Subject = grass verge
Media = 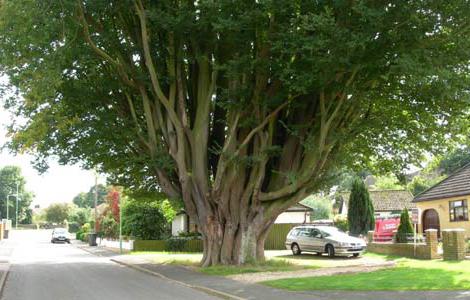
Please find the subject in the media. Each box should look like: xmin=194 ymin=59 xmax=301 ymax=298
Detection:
xmin=263 ymin=255 xmax=470 ymax=291
xmin=129 ymin=251 xmax=313 ymax=276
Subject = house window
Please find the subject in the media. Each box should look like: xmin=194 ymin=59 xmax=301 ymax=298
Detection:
xmin=449 ymin=200 xmax=468 ymax=222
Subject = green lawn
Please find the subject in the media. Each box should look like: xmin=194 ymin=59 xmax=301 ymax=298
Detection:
xmin=263 ymin=256 xmax=470 ymax=291
xmin=129 ymin=251 xmax=313 ymax=276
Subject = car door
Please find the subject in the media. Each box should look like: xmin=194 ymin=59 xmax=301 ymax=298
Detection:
xmin=296 ymin=229 xmax=312 ymax=251
xmin=308 ymin=228 xmax=324 ymax=252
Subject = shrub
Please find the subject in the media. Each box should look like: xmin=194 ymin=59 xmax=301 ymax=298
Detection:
xmin=178 ymin=231 xmax=202 ymax=238
xmin=165 ymin=238 xmax=187 ymax=252
xmin=68 ymin=222 xmax=80 ymax=233
xmin=395 ymin=208 xmax=414 ymax=243
xmin=76 ymin=222 xmax=92 ymax=242
xmin=348 ymin=178 xmax=375 ymax=236
xmin=101 ymin=214 xmax=118 ymax=239
xmin=334 ymin=215 xmax=348 ymax=232
xmin=122 ymin=200 xmax=167 ymax=240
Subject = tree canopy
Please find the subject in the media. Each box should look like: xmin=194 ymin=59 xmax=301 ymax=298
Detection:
xmin=0 ymin=166 xmax=33 ymax=223
xmin=72 ymin=184 xmax=108 ymax=208
xmin=1 ymin=1 xmax=470 ymax=265
xmin=45 ymin=203 xmax=71 ymax=224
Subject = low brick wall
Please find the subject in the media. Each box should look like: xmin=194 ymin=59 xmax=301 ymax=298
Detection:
xmin=367 ymin=229 xmax=439 ymax=259
xmin=442 ymin=229 xmax=466 ymax=261
xmin=367 ymin=242 xmax=433 ymax=259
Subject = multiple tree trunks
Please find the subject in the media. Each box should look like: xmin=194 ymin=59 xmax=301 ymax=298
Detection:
xmin=3 ymin=1 xmax=468 ymax=265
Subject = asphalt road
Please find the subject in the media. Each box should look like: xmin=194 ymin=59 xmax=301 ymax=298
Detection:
xmin=0 ymin=230 xmax=218 ymax=300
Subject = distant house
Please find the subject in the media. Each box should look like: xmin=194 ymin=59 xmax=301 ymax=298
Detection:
xmin=413 ymin=163 xmax=470 ymax=238
xmin=336 ymin=190 xmax=416 ymax=218
xmin=274 ymin=203 xmax=313 ymax=224
xmin=171 ymin=203 xmax=314 ymax=236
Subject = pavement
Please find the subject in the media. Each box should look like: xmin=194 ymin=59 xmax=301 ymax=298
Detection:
xmin=81 ymin=244 xmax=470 ymax=300
xmin=0 ymin=230 xmax=218 ymax=300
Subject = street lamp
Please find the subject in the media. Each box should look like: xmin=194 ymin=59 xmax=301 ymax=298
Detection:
xmin=7 ymin=194 xmax=20 ymax=229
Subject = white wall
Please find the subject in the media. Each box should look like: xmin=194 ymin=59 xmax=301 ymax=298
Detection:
xmin=275 ymin=212 xmax=307 ymax=224
xmin=171 ymin=214 xmax=187 ymax=236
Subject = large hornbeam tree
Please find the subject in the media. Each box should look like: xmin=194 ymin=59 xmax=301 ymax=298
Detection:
xmin=1 ymin=1 xmax=469 ymax=265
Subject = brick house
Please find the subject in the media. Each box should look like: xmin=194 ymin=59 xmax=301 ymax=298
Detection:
xmin=413 ymin=163 xmax=470 ymax=238
xmin=336 ymin=190 xmax=416 ymax=218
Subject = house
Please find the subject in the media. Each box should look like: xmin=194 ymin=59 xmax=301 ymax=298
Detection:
xmin=171 ymin=203 xmax=314 ymax=236
xmin=336 ymin=190 xmax=416 ymax=218
xmin=413 ymin=163 xmax=470 ymax=238
xmin=274 ymin=203 xmax=313 ymax=224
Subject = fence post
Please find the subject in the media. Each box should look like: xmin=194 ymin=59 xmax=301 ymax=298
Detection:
xmin=424 ymin=229 xmax=438 ymax=259
xmin=367 ymin=231 xmax=374 ymax=244
xmin=442 ymin=229 xmax=466 ymax=261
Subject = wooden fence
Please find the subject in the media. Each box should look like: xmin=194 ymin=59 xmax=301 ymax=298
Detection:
xmin=133 ymin=223 xmax=297 ymax=252
xmin=264 ymin=223 xmax=296 ymax=250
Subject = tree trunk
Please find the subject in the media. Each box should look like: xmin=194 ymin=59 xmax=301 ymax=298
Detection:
xmin=198 ymin=210 xmax=268 ymax=266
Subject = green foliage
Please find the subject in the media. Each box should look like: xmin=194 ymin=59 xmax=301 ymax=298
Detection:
xmin=396 ymin=209 xmax=414 ymax=243
xmin=100 ymin=214 xmax=118 ymax=239
xmin=407 ymin=175 xmax=446 ymax=196
xmin=333 ymin=215 xmax=348 ymax=232
xmin=68 ymin=222 xmax=80 ymax=233
xmin=45 ymin=203 xmax=71 ymax=224
xmin=165 ymin=238 xmax=187 ymax=252
xmin=122 ymin=199 xmax=170 ymax=240
xmin=371 ymin=174 xmax=404 ymax=191
xmin=347 ymin=178 xmax=375 ymax=236
xmin=438 ymin=147 xmax=470 ymax=175
xmin=72 ymin=184 xmax=108 ymax=208
xmin=68 ymin=206 xmax=92 ymax=226
xmin=2 ymin=0 xmax=470 ymax=264
xmin=0 ymin=166 xmax=34 ymax=223
xmin=301 ymin=195 xmax=332 ymax=221
xmin=76 ymin=222 xmax=91 ymax=242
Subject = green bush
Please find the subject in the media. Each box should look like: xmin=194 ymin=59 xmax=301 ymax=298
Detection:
xmin=178 ymin=231 xmax=202 ymax=238
xmin=76 ymin=222 xmax=91 ymax=242
xmin=122 ymin=200 xmax=167 ymax=240
xmin=165 ymin=238 xmax=187 ymax=252
xmin=101 ymin=214 xmax=118 ymax=239
xmin=334 ymin=216 xmax=348 ymax=232
xmin=68 ymin=222 xmax=80 ymax=233
xmin=395 ymin=208 xmax=414 ymax=243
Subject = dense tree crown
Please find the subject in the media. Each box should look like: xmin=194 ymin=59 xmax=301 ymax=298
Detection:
xmin=0 ymin=166 xmax=33 ymax=223
xmin=1 ymin=1 xmax=469 ymax=265
xmin=73 ymin=184 xmax=108 ymax=208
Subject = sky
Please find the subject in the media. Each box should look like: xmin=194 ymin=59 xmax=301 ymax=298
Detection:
xmin=0 ymin=101 xmax=105 ymax=209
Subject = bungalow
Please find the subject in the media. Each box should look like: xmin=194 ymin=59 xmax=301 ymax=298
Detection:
xmin=171 ymin=203 xmax=314 ymax=236
xmin=336 ymin=190 xmax=416 ymax=218
xmin=413 ymin=163 xmax=470 ymax=238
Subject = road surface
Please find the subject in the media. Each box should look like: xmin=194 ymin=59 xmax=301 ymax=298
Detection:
xmin=0 ymin=230 xmax=218 ymax=300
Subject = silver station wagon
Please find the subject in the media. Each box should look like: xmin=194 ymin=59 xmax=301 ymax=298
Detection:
xmin=285 ymin=225 xmax=366 ymax=257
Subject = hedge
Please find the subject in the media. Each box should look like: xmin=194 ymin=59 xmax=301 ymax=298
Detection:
xmin=133 ymin=239 xmax=202 ymax=252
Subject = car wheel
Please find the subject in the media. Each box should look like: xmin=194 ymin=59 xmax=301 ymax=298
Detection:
xmin=66 ymin=240 xmax=71 ymax=244
xmin=291 ymin=243 xmax=301 ymax=255
xmin=51 ymin=240 xmax=55 ymax=244
xmin=353 ymin=253 xmax=360 ymax=258
xmin=326 ymin=244 xmax=335 ymax=258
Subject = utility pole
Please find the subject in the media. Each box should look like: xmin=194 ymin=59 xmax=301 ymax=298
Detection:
xmin=94 ymin=172 xmax=98 ymax=233
xmin=119 ymin=191 xmax=122 ymax=254
xmin=15 ymin=181 xmax=19 ymax=230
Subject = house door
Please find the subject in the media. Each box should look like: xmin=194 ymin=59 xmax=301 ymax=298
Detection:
xmin=422 ymin=209 xmax=440 ymax=237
